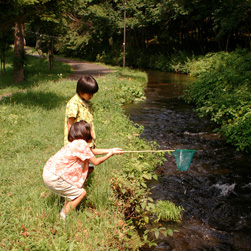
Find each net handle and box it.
[122,150,175,153]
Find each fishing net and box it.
[172,149,196,171]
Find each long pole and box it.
[123,0,126,67]
[122,150,175,153]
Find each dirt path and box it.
[56,57,113,80]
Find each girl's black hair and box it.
[76,75,99,95]
[68,120,93,143]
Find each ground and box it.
[56,57,113,80]
[0,56,112,100]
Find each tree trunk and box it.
[1,50,6,74]
[36,35,44,58]
[48,36,54,70]
[13,21,25,84]
[225,31,231,52]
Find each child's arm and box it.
[68,117,75,132]
[92,148,122,155]
[89,148,122,166]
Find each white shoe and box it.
[60,208,66,220]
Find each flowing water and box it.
[124,70,251,250]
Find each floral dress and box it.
[44,139,94,188]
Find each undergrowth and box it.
[183,49,251,152]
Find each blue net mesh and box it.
[172,150,196,171]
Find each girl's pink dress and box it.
[44,139,94,188]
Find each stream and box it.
[124,70,251,250]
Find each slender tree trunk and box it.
[36,34,44,58]
[225,31,231,52]
[1,50,6,74]
[51,36,54,70]
[13,21,25,84]
[247,26,251,51]
[48,36,54,70]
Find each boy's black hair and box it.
[76,75,99,95]
[68,120,93,143]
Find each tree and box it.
[13,20,26,83]
[0,0,77,83]
[0,21,12,74]
[60,0,251,67]
[0,1,15,75]
[212,0,251,51]
[0,0,38,83]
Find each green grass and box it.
[0,49,72,96]
[0,78,134,250]
[0,56,183,250]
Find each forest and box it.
[1,0,251,150]
[1,0,251,73]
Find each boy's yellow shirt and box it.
[64,94,96,147]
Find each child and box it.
[43,120,122,219]
[64,75,98,177]
[64,75,99,147]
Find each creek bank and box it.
[124,70,251,250]
[0,50,187,249]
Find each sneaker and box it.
[60,208,66,220]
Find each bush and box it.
[183,49,251,152]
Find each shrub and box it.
[183,49,251,152]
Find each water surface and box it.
[125,70,251,250]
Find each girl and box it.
[43,120,122,219]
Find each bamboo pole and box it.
[122,150,175,153]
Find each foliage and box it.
[2,0,251,72]
[0,55,183,250]
[57,0,251,68]
[183,49,251,152]
[1,0,251,74]
[0,0,78,82]
[151,200,184,222]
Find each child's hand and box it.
[112,148,123,155]
[106,150,114,157]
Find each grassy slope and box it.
[0,60,146,250]
[0,54,183,249]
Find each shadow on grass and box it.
[0,55,72,91]
[1,90,67,110]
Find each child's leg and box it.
[87,166,94,178]
[63,189,87,215]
